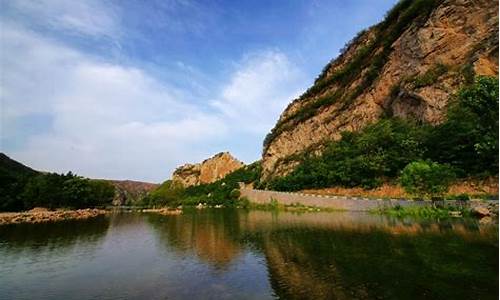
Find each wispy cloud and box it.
[0,1,318,182]
[2,0,121,38]
[1,22,306,181]
[1,24,226,181]
[212,51,306,135]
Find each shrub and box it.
[229,189,241,200]
[400,161,455,199]
[267,118,426,191]
[142,180,184,207]
[426,76,499,175]
[238,197,251,209]
[446,193,470,201]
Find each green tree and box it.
[399,161,455,199]
[427,76,498,175]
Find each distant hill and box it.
[0,153,38,178]
[107,180,159,206]
[0,153,39,211]
[0,153,157,207]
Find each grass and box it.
[247,199,344,213]
[375,205,472,219]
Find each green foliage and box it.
[265,76,498,193]
[446,193,470,201]
[141,180,184,207]
[268,118,426,191]
[380,205,469,219]
[410,64,449,88]
[182,161,261,206]
[399,161,455,199]
[16,172,115,210]
[143,161,262,208]
[0,154,115,211]
[426,76,499,175]
[0,153,39,211]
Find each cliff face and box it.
[172,152,244,186]
[262,0,498,180]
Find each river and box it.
[0,209,497,299]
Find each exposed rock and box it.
[0,209,108,225]
[172,152,244,187]
[479,216,493,225]
[472,206,491,217]
[109,180,159,206]
[262,0,498,180]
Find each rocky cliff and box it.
[262,0,498,180]
[172,152,244,186]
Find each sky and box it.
[0,0,397,183]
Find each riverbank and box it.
[142,208,182,215]
[0,208,108,225]
[301,177,498,200]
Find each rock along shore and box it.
[0,208,108,225]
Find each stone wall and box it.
[239,187,498,212]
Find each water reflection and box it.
[0,210,497,300]
[148,209,498,300]
[146,208,243,269]
[0,216,110,255]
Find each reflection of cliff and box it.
[145,209,496,299]
[0,216,110,255]
[254,222,497,300]
[147,209,242,268]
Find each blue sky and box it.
[1,0,397,182]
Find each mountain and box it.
[172,152,244,186]
[0,153,38,178]
[261,0,498,180]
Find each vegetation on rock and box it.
[265,76,499,195]
[142,162,261,207]
[263,0,444,152]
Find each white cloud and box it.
[1,25,226,182]
[0,26,306,182]
[212,51,306,135]
[3,0,120,38]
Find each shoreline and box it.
[0,208,108,225]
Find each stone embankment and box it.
[0,208,108,225]
[239,187,498,215]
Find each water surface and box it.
[0,209,497,299]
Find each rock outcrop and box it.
[172,152,244,187]
[262,0,498,180]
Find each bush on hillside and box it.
[141,180,184,207]
[265,76,498,192]
[268,118,426,191]
[399,161,455,199]
[142,161,262,208]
